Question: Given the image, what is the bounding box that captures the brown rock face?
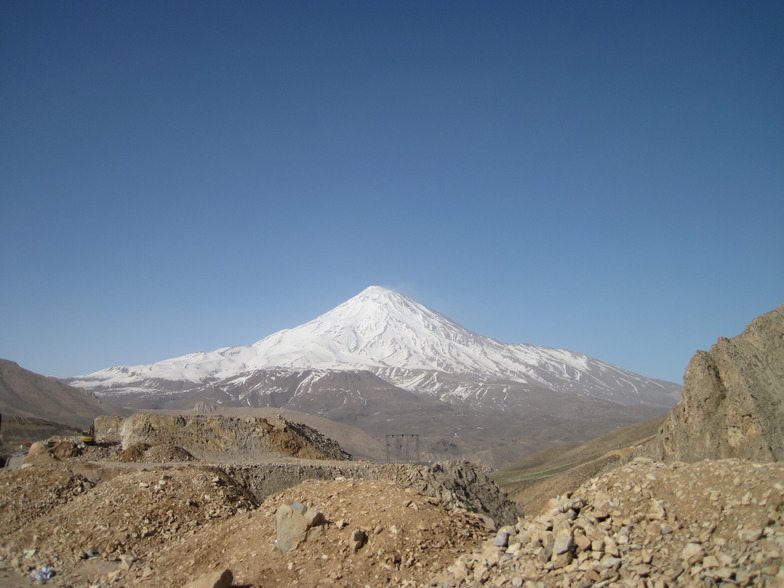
[651,303,784,462]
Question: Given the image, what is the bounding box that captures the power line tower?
[385,433,420,463]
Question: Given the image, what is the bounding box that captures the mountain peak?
[358,285,395,296]
[312,287,466,345]
[348,286,410,307]
[69,287,681,409]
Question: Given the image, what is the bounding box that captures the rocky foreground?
[1,452,782,587]
[435,458,784,587]
[0,432,516,588]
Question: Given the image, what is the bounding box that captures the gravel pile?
[432,458,784,587]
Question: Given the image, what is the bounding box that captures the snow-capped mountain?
[66,286,681,409]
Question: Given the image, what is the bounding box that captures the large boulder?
[273,502,327,552]
[650,303,784,462]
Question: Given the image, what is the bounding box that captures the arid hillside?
[492,416,666,515]
[0,359,128,428]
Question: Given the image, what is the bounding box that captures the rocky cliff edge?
[650,303,784,462]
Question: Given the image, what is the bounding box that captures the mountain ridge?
[66,286,681,409]
[0,358,129,428]
[56,286,680,467]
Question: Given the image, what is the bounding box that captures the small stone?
[630,564,652,577]
[604,538,620,557]
[552,535,574,555]
[574,533,592,551]
[350,529,367,552]
[702,555,720,569]
[711,567,736,581]
[647,500,666,521]
[106,570,122,582]
[182,568,233,588]
[739,528,763,542]
[585,566,602,582]
[681,543,704,565]
[493,531,510,548]
[551,551,574,569]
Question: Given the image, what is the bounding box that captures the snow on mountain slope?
[67,286,681,406]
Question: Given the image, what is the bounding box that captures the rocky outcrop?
[649,303,784,462]
[93,414,351,461]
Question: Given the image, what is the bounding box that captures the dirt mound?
[435,458,784,587]
[107,478,492,587]
[94,413,352,461]
[222,460,521,528]
[0,467,258,583]
[0,467,94,536]
[0,468,493,587]
[114,443,195,463]
[386,460,521,527]
[0,455,517,587]
[144,444,195,462]
[114,442,151,462]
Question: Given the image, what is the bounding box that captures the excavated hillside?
[0,412,523,587]
[92,414,353,462]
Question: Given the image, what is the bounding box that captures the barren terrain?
[1,433,782,587]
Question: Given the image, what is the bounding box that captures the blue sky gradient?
[2,1,782,382]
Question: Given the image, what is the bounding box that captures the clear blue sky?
[2,1,782,383]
